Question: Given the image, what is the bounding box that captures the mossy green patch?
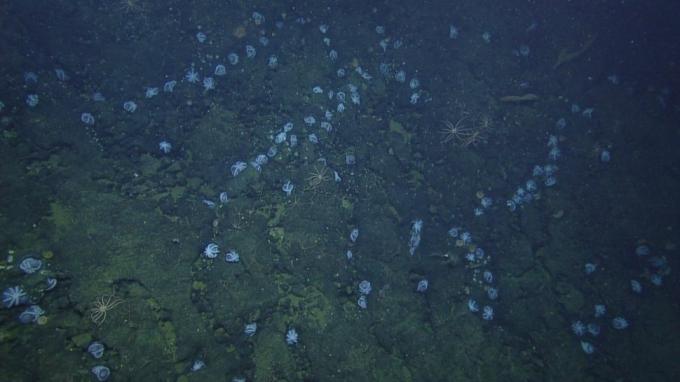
[186,177,203,190]
[198,183,214,197]
[70,332,93,349]
[389,119,412,143]
[170,186,186,201]
[159,320,178,361]
[2,129,18,139]
[268,226,288,255]
[264,202,287,227]
[555,281,585,314]
[253,328,296,382]
[139,154,161,176]
[340,197,353,211]
[372,354,413,381]
[346,342,375,372]
[191,281,207,292]
[47,201,74,239]
[406,169,425,188]
[279,284,334,332]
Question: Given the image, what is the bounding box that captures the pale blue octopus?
[48,67,64,80]
[91,365,111,381]
[231,161,247,177]
[358,280,372,295]
[482,270,493,284]
[250,154,268,172]
[571,320,586,336]
[350,228,359,243]
[587,323,600,337]
[630,279,642,294]
[163,80,177,92]
[357,295,367,309]
[145,87,159,98]
[580,341,595,355]
[225,250,240,263]
[416,279,428,293]
[482,305,494,320]
[203,243,219,259]
[123,101,137,113]
[286,328,298,345]
[275,131,287,144]
[159,141,172,154]
[467,298,479,312]
[202,77,215,92]
[486,287,498,300]
[81,113,95,125]
[18,305,44,324]
[88,341,105,359]
[244,323,257,337]
[282,181,294,197]
[26,94,39,107]
[45,277,57,292]
[185,66,199,83]
[267,55,278,69]
[612,317,629,330]
[24,71,38,83]
[2,286,28,308]
[19,256,42,274]
[251,11,265,25]
[228,53,239,65]
[191,359,205,372]
[245,45,256,58]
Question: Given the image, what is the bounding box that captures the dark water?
[1,0,679,381]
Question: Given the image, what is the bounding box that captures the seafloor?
[1,0,679,381]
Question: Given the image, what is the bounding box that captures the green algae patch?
[406,169,425,188]
[389,119,412,143]
[25,154,64,176]
[191,281,207,293]
[198,183,215,197]
[340,197,353,211]
[253,328,297,382]
[2,129,18,140]
[47,201,74,239]
[279,285,334,332]
[185,104,240,164]
[69,332,93,349]
[264,202,287,228]
[268,226,287,255]
[268,226,285,241]
[186,177,203,191]
[139,154,161,176]
[273,273,294,296]
[159,320,178,361]
[227,166,262,196]
[385,204,402,222]
[170,186,186,201]
[372,355,413,381]
[345,342,375,373]
[554,281,585,314]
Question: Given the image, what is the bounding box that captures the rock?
[555,281,585,314]
[71,333,93,348]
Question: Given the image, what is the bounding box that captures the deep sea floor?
[1,1,679,381]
